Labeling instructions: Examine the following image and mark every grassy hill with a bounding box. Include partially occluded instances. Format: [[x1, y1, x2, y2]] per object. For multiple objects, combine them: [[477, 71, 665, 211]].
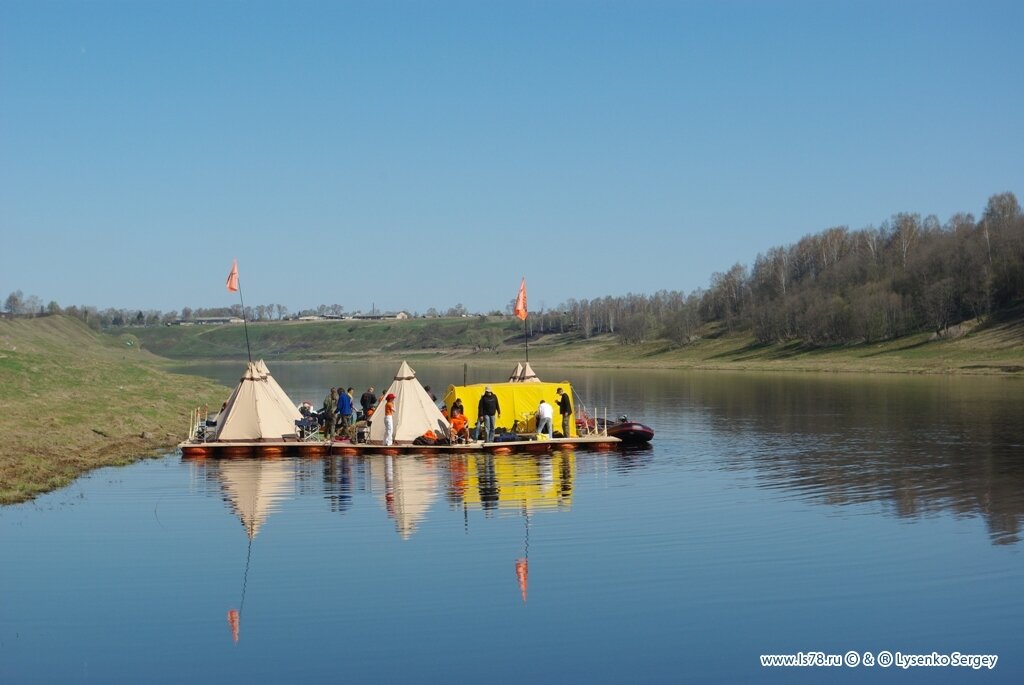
[[122, 313, 1024, 375], [0, 316, 226, 504]]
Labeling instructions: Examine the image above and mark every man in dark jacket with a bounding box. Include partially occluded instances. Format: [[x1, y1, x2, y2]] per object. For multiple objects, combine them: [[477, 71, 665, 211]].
[[477, 387, 501, 442], [359, 387, 377, 419], [556, 387, 573, 438]]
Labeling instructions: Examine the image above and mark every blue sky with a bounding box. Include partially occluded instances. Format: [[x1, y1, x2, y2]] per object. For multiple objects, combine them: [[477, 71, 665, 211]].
[[2, 0, 1021, 316]]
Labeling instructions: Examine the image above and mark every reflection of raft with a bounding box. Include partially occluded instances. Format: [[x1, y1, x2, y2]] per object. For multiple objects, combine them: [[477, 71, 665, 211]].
[[181, 434, 621, 458], [329, 434, 620, 456]]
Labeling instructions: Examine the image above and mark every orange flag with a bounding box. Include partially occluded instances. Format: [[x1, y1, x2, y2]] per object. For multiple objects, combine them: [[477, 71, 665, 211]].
[[227, 608, 240, 643], [513, 278, 527, 321], [515, 557, 529, 602], [226, 259, 239, 293]]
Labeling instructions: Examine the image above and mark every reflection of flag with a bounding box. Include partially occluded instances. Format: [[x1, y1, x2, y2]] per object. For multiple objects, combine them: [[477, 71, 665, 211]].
[[513, 278, 527, 321], [226, 259, 239, 293], [227, 608, 240, 643], [515, 557, 529, 602]]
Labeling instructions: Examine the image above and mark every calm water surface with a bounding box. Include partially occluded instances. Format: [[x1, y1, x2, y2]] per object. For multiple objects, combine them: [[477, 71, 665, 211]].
[[2, 363, 1022, 684]]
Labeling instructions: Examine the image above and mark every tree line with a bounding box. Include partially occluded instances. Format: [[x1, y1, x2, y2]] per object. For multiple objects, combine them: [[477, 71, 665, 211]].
[[524, 192, 1022, 346], [6, 192, 1022, 347]]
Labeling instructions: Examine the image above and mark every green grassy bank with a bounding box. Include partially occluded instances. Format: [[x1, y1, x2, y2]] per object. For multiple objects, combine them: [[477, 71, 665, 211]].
[[123, 313, 1024, 375], [0, 316, 226, 504]]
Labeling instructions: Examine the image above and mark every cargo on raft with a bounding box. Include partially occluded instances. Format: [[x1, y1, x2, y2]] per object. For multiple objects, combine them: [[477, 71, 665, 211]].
[[179, 360, 629, 458]]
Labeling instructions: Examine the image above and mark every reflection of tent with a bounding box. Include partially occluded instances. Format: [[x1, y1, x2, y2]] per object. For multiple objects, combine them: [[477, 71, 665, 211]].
[[218, 459, 295, 539], [369, 361, 451, 444], [443, 380, 576, 436], [215, 361, 302, 441], [385, 456, 438, 540], [462, 453, 574, 510], [217, 458, 295, 644]]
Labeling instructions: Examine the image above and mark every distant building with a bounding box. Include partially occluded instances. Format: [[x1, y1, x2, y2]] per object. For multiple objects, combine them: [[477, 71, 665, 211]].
[[351, 311, 409, 321], [179, 316, 245, 325]]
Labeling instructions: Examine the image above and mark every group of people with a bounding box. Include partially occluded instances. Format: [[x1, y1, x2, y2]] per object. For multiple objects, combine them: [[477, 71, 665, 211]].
[[319, 386, 356, 439], [311, 381, 573, 446], [440, 397, 471, 443], [310, 385, 396, 443], [440, 386, 573, 443]]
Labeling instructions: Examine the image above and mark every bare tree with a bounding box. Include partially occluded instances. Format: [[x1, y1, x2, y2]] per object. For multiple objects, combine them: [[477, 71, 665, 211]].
[[5, 290, 24, 315]]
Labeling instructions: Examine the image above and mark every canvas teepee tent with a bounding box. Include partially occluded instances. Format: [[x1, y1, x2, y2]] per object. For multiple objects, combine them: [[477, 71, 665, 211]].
[[255, 359, 303, 423], [508, 362, 524, 382], [368, 361, 451, 444], [215, 361, 302, 441], [520, 361, 540, 382]]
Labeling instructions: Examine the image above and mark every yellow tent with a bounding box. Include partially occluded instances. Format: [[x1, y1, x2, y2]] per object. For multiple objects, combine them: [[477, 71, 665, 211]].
[[443, 381, 576, 437]]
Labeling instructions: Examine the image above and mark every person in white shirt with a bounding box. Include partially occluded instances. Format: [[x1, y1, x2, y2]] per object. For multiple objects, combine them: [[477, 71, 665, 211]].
[[536, 399, 554, 438]]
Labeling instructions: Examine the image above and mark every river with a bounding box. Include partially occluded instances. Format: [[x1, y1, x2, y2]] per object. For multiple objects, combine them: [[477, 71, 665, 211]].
[[2, 361, 1021, 683]]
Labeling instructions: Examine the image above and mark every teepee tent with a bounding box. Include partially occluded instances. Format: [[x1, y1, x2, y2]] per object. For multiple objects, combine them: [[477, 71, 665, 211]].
[[255, 360, 303, 423], [215, 362, 301, 441], [368, 361, 451, 444], [508, 362, 524, 382], [520, 362, 540, 382]]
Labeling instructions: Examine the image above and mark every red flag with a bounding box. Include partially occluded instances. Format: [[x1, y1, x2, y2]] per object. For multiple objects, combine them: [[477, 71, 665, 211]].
[[226, 259, 239, 293], [227, 608, 240, 643], [515, 557, 529, 602], [513, 278, 527, 321]]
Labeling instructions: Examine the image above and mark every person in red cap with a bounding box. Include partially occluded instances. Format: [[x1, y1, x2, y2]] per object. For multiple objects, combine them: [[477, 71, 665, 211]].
[[383, 393, 396, 445]]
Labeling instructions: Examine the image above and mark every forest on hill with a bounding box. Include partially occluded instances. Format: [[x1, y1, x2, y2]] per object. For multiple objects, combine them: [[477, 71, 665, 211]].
[[5, 192, 1022, 349]]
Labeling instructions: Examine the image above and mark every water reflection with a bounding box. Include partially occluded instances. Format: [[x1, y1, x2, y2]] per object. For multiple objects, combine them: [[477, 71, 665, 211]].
[[377, 455, 439, 539], [189, 452, 580, 631], [692, 374, 1024, 545], [217, 459, 295, 539], [202, 459, 297, 644], [191, 451, 576, 538], [180, 361, 1024, 550]]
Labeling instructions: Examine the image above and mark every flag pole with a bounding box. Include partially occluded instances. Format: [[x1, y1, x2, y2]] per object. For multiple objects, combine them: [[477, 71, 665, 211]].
[[236, 286, 253, 364], [524, 315, 529, 362], [226, 259, 253, 363]]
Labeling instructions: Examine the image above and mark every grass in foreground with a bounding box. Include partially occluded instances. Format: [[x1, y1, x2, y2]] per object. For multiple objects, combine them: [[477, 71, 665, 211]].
[[0, 316, 226, 504]]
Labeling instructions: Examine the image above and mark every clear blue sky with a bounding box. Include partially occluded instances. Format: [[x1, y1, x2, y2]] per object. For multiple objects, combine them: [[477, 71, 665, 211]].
[[2, 0, 1021, 316]]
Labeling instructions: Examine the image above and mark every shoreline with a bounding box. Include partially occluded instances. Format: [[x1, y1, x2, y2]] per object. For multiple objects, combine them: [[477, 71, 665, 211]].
[[3, 315, 1022, 505]]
